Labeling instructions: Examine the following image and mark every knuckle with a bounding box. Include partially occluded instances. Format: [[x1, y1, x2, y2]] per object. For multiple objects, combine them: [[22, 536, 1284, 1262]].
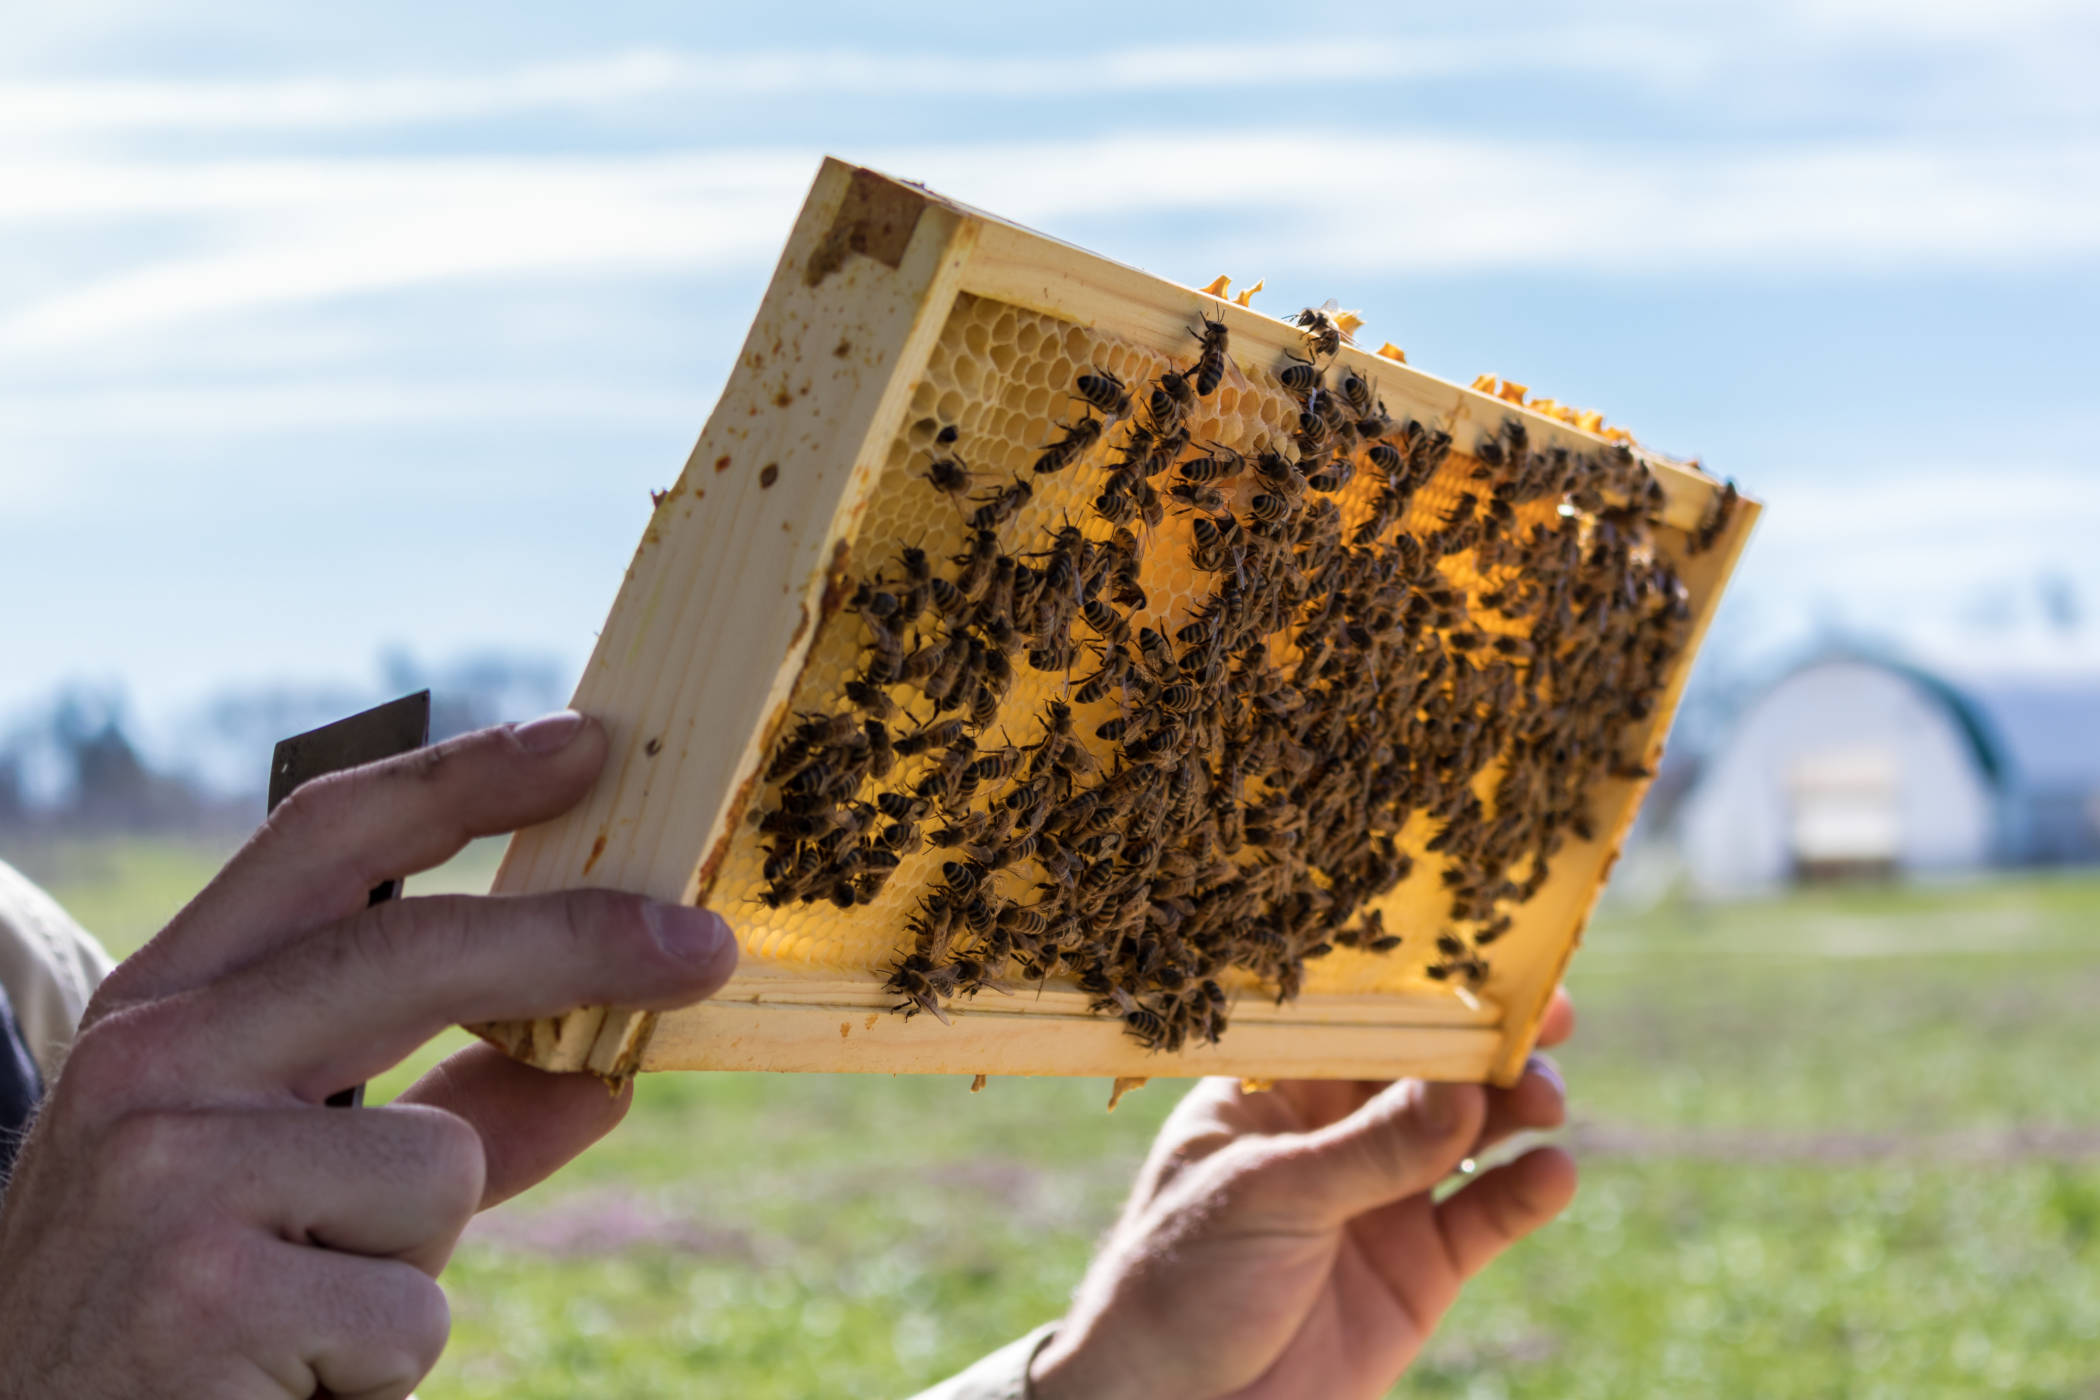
[[346, 895, 457, 982], [356, 895, 421, 967], [398, 1272, 453, 1382], [262, 766, 365, 849], [55, 1007, 165, 1114], [355, 1268, 452, 1396], [96, 1109, 207, 1200], [404, 1106, 487, 1228], [150, 1222, 253, 1337]]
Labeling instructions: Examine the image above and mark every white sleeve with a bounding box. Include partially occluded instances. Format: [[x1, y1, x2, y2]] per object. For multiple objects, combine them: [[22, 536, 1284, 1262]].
[[0, 859, 115, 1080], [905, 1325, 1058, 1400]]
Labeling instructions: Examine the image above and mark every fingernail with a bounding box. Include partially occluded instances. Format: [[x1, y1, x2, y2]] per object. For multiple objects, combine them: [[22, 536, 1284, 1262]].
[[514, 710, 586, 755], [648, 903, 734, 967], [1419, 1080, 1466, 1134], [1526, 1053, 1566, 1099]]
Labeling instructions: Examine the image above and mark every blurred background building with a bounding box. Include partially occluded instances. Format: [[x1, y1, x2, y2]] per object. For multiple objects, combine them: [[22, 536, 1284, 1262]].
[[1677, 649, 2100, 896]]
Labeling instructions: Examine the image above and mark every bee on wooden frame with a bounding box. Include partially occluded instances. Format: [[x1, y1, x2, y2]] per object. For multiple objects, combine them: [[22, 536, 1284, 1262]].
[[1294, 303, 1346, 358], [1189, 312, 1230, 396], [1073, 366, 1133, 418]]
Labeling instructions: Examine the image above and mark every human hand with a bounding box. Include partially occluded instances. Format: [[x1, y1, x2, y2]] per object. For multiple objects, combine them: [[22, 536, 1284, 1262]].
[[0, 713, 738, 1399], [1030, 994, 1578, 1400]]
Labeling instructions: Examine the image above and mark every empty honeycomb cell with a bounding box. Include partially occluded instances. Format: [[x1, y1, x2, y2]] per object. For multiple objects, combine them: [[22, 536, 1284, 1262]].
[[730, 292, 1688, 1053]]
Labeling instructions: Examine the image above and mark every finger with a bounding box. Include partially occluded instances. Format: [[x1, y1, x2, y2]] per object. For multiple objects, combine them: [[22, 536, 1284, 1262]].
[[165, 891, 737, 1101], [1269, 1078, 1383, 1131], [210, 1103, 486, 1275], [398, 1041, 634, 1210], [253, 1243, 450, 1400], [1470, 1054, 1567, 1159], [1248, 1079, 1485, 1226], [1536, 988, 1576, 1048], [106, 713, 608, 1008], [1434, 1145, 1578, 1280]]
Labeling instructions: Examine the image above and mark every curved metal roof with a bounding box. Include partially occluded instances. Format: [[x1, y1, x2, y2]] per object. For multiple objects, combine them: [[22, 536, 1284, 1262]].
[[1780, 646, 2100, 794]]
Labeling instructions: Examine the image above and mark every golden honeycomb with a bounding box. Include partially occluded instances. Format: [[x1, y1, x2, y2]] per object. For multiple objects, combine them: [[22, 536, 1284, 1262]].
[[709, 291, 1688, 1051]]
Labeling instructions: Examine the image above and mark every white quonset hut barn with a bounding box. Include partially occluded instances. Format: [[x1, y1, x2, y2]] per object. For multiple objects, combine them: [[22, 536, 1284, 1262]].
[[1678, 651, 2100, 896]]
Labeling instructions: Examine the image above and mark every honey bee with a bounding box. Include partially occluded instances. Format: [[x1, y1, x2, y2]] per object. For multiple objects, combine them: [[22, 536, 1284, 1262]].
[[1178, 444, 1244, 484], [1073, 643, 1134, 703], [1249, 491, 1295, 526], [1189, 313, 1230, 396], [1027, 635, 1079, 673], [1294, 304, 1343, 358], [895, 716, 967, 757], [1168, 480, 1228, 514], [955, 529, 1000, 598], [864, 718, 895, 778], [970, 746, 1023, 784], [1136, 627, 1177, 679], [968, 681, 1001, 728], [1690, 479, 1739, 555], [1278, 354, 1322, 396], [1147, 370, 1196, 432], [1073, 367, 1132, 418], [898, 636, 948, 686], [925, 455, 972, 499], [841, 677, 897, 719], [1252, 449, 1306, 497], [1093, 478, 1136, 526], [1339, 367, 1374, 415], [970, 476, 1034, 531], [1188, 511, 1242, 572], [1129, 476, 1165, 529], [941, 859, 987, 897], [1140, 423, 1192, 479], [1305, 459, 1354, 494], [885, 953, 953, 1023], [1034, 414, 1105, 475], [1081, 597, 1131, 644]]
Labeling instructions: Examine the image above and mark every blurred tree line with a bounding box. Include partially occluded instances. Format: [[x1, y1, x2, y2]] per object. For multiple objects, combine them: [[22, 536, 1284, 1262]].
[[0, 649, 568, 840]]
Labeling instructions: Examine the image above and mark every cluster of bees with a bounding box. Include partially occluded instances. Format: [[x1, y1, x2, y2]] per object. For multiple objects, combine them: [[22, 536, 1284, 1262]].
[[753, 302, 1692, 1052]]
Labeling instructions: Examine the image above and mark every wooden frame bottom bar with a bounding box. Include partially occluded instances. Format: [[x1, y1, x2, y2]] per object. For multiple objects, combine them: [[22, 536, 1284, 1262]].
[[627, 971, 1505, 1080]]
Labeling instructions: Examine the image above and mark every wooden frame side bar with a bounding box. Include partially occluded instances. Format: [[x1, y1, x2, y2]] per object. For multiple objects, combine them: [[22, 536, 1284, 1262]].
[[480, 159, 977, 1071]]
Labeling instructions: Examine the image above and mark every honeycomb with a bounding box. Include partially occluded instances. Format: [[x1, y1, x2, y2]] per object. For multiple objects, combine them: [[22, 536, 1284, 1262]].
[[713, 293, 1689, 1052]]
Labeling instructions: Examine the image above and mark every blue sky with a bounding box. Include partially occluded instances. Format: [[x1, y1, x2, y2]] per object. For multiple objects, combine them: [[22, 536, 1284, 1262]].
[[3, 0, 2097, 766]]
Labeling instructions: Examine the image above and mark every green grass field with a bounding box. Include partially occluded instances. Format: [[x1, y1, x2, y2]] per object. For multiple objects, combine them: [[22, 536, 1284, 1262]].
[[16, 837, 2100, 1397]]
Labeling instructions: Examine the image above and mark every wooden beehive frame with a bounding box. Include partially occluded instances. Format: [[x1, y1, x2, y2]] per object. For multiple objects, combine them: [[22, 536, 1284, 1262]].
[[476, 157, 1757, 1086]]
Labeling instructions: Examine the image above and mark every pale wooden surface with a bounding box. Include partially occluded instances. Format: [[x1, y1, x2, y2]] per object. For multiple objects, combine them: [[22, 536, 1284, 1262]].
[[478, 156, 1758, 1085], [641, 967, 1500, 1079], [480, 160, 978, 1072]]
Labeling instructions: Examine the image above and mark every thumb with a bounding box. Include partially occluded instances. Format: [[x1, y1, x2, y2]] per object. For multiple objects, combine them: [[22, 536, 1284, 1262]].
[[1270, 1080, 1485, 1225]]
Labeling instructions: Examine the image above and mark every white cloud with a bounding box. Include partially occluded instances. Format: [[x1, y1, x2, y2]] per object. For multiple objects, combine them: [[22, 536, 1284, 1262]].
[[0, 37, 1717, 137], [0, 51, 694, 133], [0, 380, 703, 438], [3, 130, 2097, 356]]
